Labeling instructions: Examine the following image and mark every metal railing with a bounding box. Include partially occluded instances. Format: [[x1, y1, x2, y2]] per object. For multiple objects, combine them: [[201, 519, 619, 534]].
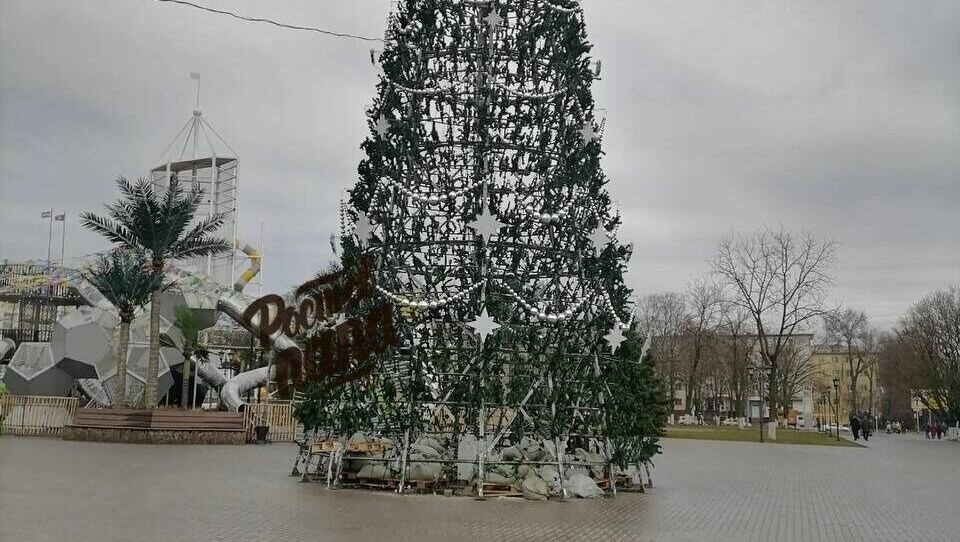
[[243, 402, 296, 442], [0, 395, 79, 437]]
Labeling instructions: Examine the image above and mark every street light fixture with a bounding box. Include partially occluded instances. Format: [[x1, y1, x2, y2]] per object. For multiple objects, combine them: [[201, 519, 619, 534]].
[[832, 377, 840, 441]]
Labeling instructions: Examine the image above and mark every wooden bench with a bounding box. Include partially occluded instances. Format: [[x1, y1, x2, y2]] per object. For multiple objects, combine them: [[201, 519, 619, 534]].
[[64, 408, 247, 444]]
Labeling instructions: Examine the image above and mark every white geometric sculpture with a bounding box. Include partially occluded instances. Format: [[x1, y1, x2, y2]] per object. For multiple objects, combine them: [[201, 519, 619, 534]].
[[2, 342, 74, 396], [101, 345, 182, 406], [51, 306, 119, 379], [129, 308, 184, 364], [163, 289, 220, 330]]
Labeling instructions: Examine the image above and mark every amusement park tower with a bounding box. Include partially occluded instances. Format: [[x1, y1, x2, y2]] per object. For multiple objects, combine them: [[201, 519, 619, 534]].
[[151, 73, 239, 288]]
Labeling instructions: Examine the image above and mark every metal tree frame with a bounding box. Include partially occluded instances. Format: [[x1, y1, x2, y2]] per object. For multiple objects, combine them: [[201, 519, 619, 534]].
[[324, 0, 636, 494]]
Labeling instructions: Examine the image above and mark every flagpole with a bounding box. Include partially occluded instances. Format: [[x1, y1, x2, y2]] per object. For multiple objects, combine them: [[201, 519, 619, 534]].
[[45, 208, 53, 271], [59, 214, 67, 270]]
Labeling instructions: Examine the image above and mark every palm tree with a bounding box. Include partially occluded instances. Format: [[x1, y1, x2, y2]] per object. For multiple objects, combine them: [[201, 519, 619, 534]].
[[81, 176, 231, 408], [172, 304, 208, 409], [84, 250, 163, 408]]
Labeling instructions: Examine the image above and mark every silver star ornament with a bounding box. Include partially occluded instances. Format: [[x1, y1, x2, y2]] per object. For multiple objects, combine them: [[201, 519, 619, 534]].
[[604, 324, 626, 353], [589, 225, 611, 253], [640, 332, 652, 361], [485, 11, 504, 29], [580, 121, 598, 144], [354, 211, 374, 247], [469, 207, 505, 244], [373, 115, 390, 138], [467, 308, 501, 345]]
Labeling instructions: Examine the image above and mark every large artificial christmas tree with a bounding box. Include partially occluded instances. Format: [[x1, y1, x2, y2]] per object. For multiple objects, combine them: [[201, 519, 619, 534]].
[[301, 0, 665, 496]]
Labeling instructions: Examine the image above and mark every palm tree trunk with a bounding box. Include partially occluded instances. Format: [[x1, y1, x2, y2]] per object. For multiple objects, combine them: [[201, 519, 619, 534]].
[[180, 345, 193, 410], [114, 319, 131, 408], [143, 289, 161, 408]]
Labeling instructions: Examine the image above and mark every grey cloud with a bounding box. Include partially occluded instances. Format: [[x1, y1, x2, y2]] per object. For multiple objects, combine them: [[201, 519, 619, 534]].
[[2, 0, 958, 331]]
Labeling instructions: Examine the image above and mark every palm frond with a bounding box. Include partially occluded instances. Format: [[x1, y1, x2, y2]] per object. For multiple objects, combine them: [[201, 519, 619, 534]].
[[171, 237, 233, 260], [173, 304, 201, 345], [175, 212, 229, 247], [85, 172, 229, 267], [83, 250, 162, 319], [80, 212, 142, 250]]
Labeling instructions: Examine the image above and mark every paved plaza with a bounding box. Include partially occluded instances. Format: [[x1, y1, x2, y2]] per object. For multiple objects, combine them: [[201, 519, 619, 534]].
[[1, 432, 957, 542]]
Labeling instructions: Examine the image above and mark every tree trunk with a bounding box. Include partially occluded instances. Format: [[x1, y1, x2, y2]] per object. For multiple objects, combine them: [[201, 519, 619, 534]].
[[114, 319, 131, 408], [180, 345, 193, 410], [850, 379, 859, 415], [143, 289, 161, 408]]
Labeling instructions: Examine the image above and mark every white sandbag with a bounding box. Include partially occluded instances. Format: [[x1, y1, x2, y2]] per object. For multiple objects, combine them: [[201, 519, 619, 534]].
[[357, 464, 390, 480], [521, 472, 550, 501], [484, 472, 515, 485], [416, 436, 444, 454], [563, 472, 603, 498], [539, 465, 563, 496], [501, 445, 523, 461]]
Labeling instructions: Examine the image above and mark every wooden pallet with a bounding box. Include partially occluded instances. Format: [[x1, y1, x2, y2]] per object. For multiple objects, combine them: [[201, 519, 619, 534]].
[[356, 478, 399, 491], [597, 475, 630, 490], [349, 441, 385, 454], [311, 441, 342, 454], [480, 483, 523, 498], [310, 440, 386, 454]]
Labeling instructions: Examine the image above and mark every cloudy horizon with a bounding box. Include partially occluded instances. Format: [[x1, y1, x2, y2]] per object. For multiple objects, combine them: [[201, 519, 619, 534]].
[[2, 0, 958, 332]]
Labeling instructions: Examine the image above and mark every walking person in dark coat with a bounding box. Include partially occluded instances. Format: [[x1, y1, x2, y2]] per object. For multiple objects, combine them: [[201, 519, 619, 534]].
[[850, 415, 861, 440]]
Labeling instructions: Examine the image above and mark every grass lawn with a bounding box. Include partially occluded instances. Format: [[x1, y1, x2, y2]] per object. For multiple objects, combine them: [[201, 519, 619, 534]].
[[664, 426, 861, 447]]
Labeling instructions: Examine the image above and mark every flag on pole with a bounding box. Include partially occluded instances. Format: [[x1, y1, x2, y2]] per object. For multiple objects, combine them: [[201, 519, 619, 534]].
[[54, 213, 65, 221], [41, 210, 52, 218]]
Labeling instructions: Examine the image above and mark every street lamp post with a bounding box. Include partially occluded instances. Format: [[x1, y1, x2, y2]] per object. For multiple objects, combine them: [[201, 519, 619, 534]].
[[832, 377, 840, 441], [817, 395, 823, 432], [748, 366, 763, 442], [825, 389, 832, 435]]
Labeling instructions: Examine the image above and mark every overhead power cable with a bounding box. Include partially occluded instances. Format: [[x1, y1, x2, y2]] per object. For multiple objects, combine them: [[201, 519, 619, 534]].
[[150, 0, 383, 42]]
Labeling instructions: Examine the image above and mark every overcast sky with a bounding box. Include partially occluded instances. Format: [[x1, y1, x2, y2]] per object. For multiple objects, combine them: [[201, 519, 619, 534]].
[[1, 0, 958, 331]]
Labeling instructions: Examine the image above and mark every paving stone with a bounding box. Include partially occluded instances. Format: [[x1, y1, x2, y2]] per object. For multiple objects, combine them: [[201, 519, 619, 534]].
[[0, 433, 956, 541]]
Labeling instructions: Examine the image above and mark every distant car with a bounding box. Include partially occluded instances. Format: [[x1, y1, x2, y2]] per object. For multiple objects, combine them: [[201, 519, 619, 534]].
[[677, 414, 698, 426], [721, 418, 739, 426]]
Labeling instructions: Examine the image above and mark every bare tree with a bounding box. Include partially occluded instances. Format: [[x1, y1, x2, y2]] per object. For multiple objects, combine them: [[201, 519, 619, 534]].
[[877, 331, 919, 424], [824, 308, 877, 415], [717, 303, 756, 418], [712, 226, 837, 422], [773, 337, 816, 420], [635, 292, 688, 411], [898, 286, 960, 423], [681, 278, 724, 414]]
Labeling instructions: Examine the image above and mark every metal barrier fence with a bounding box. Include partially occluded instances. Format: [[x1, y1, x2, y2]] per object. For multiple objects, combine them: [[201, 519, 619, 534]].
[[0, 395, 79, 437], [243, 402, 296, 442]]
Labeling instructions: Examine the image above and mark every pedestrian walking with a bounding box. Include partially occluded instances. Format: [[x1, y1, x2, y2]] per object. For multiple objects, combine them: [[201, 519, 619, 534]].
[[936, 422, 944, 440], [851, 416, 861, 441], [886, 421, 892, 434]]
